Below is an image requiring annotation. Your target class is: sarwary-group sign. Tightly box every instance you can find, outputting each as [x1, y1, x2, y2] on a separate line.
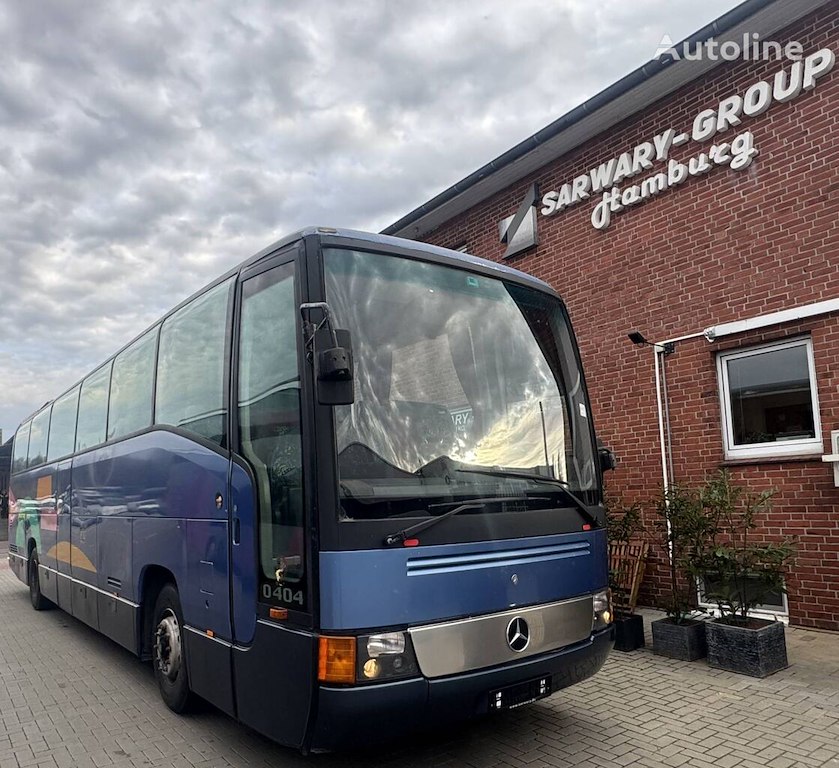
[540, 48, 835, 231]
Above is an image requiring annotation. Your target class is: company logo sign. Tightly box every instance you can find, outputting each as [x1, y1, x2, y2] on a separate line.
[506, 617, 530, 652]
[540, 48, 835, 231]
[499, 183, 539, 258]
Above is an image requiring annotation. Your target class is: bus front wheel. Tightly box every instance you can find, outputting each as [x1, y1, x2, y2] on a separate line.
[28, 550, 51, 611]
[152, 584, 194, 713]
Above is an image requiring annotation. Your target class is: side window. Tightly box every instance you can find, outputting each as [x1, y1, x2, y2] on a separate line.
[76, 363, 113, 452]
[109, 327, 157, 440]
[238, 264, 305, 610]
[47, 386, 80, 461]
[12, 421, 31, 473]
[27, 408, 51, 468]
[717, 338, 821, 460]
[156, 279, 232, 445]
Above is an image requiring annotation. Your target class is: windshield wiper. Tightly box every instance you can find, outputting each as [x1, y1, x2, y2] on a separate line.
[383, 496, 547, 547]
[454, 467, 600, 529]
[455, 466, 569, 485]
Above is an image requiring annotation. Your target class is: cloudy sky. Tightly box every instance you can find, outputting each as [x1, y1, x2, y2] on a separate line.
[0, 0, 741, 441]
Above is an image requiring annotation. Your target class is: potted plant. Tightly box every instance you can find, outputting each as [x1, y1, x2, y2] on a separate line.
[606, 498, 647, 651]
[694, 470, 795, 678]
[649, 483, 709, 661]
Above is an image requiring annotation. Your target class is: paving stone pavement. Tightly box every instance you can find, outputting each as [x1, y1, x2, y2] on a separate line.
[1, 541, 838, 768]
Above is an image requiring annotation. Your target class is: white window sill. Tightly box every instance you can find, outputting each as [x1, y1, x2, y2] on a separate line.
[720, 451, 824, 466]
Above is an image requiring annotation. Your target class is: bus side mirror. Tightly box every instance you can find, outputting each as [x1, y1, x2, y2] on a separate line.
[317, 329, 353, 382]
[314, 327, 355, 405]
[300, 302, 355, 406]
[599, 445, 617, 472]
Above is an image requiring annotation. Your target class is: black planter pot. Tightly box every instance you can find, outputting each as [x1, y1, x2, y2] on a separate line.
[613, 613, 645, 652]
[651, 617, 707, 661]
[705, 618, 788, 677]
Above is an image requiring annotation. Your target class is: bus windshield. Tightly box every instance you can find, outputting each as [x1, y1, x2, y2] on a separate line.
[323, 248, 598, 523]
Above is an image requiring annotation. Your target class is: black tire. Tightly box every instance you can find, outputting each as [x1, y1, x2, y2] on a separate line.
[152, 584, 194, 713]
[28, 549, 51, 611]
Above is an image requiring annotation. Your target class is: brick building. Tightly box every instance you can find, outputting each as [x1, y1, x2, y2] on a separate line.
[384, 0, 839, 630]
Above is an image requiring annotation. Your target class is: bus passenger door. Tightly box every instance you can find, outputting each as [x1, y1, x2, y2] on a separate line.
[231, 256, 316, 748]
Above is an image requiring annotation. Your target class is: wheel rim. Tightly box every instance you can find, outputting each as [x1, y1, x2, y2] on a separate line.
[155, 609, 182, 681]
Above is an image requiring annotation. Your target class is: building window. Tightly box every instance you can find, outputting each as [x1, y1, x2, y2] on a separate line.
[697, 575, 788, 619]
[717, 338, 821, 459]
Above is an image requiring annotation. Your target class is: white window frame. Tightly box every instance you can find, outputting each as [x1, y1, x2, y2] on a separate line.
[696, 577, 789, 623]
[717, 337, 822, 460]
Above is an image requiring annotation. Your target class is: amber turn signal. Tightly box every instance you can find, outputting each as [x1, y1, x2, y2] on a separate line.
[318, 636, 356, 683]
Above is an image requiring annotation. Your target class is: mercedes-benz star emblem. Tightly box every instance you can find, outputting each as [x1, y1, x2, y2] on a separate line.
[506, 617, 530, 652]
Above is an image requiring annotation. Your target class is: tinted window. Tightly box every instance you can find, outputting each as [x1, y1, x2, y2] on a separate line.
[12, 421, 31, 473]
[47, 386, 80, 461]
[238, 264, 305, 610]
[27, 408, 51, 467]
[156, 279, 232, 445]
[108, 328, 157, 440]
[76, 363, 112, 452]
[726, 343, 815, 444]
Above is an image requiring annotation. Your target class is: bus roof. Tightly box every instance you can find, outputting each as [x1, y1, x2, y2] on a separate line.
[242, 226, 555, 293]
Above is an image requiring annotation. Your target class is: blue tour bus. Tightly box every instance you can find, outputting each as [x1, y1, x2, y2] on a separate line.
[8, 228, 614, 751]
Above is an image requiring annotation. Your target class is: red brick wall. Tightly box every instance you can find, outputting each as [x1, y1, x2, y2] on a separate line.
[419, 5, 839, 630]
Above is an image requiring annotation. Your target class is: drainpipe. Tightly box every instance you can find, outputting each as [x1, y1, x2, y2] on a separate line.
[651, 332, 708, 559]
[653, 331, 709, 496]
[660, 350, 675, 486]
[653, 345, 670, 499]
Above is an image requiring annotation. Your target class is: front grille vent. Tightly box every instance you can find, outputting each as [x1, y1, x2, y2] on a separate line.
[407, 540, 590, 576]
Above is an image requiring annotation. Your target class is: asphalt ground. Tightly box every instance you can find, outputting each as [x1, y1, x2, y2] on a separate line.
[1, 540, 838, 768]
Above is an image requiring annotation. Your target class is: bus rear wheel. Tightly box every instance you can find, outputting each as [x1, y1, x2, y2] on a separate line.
[28, 550, 51, 611]
[152, 584, 194, 713]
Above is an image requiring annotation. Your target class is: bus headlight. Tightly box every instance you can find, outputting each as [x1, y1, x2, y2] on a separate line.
[356, 632, 419, 682]
[593, 589, 613, 629]
[366, 631, 405, 657]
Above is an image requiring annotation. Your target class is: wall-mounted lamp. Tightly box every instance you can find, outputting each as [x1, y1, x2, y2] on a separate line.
[627, 331, 674, 354]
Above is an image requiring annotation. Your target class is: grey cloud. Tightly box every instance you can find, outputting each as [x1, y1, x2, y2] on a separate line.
[0, 0, 741, 438]
[0, 71, 51, 127]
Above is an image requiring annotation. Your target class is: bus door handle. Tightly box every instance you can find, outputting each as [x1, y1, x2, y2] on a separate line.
[232, 510, 241, 545]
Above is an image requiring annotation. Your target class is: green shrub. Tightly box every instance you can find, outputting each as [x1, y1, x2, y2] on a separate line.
[694, 470, 795, 623]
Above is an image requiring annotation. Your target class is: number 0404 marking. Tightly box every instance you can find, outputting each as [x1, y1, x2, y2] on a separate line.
[262, 583, 304, 605]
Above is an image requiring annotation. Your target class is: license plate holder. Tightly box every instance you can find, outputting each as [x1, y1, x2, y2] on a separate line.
[489, 676, 552, 711]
